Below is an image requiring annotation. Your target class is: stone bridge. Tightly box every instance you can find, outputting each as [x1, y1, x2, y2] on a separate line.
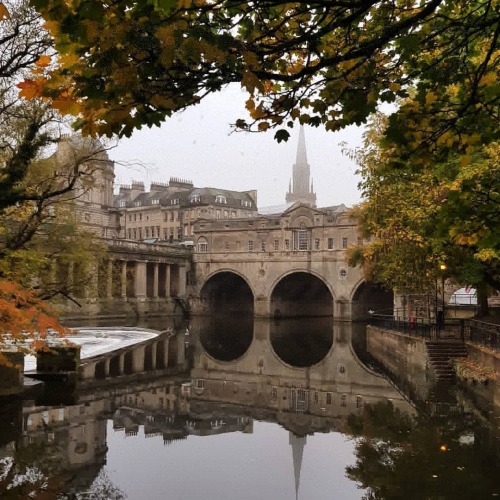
[188, 204, 393, 321]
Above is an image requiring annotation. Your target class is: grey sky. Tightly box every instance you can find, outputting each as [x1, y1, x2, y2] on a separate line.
[112, 84, 364, 209]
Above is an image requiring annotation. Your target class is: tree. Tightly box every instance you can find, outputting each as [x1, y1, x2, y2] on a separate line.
[0, 1, 110, 346]
[26, 0, 499, 158]
[346, 113, 499, 315]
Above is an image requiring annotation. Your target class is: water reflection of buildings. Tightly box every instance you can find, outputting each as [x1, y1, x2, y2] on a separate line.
[3, 320, 498, 497]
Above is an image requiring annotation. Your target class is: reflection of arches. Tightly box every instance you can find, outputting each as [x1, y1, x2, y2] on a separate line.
[271, 272, 333, 317]
[351, 281, 394, 320]
[199, 316, 253, 362]
[200, 271, 254, 315]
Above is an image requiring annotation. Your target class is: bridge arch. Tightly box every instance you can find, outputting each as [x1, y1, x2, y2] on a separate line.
[270, 271, 334, 318]
[350, 279, 394, 320]
[200, 270, 255, 316]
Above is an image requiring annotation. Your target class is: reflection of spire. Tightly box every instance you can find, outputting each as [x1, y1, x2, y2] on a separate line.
[289, 431, 306, 500]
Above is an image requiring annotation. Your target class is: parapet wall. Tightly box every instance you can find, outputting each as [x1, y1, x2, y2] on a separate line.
[366, 326, 431, 401]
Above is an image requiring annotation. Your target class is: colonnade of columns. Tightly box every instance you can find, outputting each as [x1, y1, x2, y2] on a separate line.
[81, 332, 186, 380]
[54, 257, 188, 300]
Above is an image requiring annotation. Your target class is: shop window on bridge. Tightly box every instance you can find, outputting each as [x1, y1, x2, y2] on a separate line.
[194, 379, 205, 390]
[291, 388, 309, 412]
[293, 224, 309, 251]
[197, 237, 208, 253]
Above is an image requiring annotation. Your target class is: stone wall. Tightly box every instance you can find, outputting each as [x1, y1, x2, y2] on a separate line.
[366, 326, 431, 400]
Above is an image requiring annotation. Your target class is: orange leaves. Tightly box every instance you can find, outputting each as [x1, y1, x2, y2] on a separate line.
[0, 280, 68, 343]
[17, 78, 46, 99]
[0, 2, 10, 21]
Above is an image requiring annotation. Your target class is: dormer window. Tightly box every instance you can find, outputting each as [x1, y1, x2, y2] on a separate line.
[190, 194, 201, 203]
[134, 201, 141, 207]
[215, 194, 227, 204]
[119, 200, 126, 207]
[241, 199, 252, 207]
[151, 199, 159, 205]
[171, 198, 180, 205]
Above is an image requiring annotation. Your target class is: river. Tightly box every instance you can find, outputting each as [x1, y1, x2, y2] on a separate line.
[0, 316, 499, 499]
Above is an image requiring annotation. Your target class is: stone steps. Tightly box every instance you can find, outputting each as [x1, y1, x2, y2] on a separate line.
[426, 341, 468, 380]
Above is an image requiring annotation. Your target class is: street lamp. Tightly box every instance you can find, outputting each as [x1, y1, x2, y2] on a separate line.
[440, 263, 447, 328]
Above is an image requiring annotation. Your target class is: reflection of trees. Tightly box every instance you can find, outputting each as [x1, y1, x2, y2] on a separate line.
[346, 401, 500, 499]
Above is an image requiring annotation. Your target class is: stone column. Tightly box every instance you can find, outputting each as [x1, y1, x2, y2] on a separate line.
[104, 358, 110, 377]
[134, 261, 147, 299]
[178, 266, 187, 296]
[86, 260, 98, 299]
[153, 263, 159, 298]
[119, 353, 125, 375]
[106, 260, 113, 299]
[165, 264, 171, 298]
[151, 342, 157, 370]
[121, 261, 127, 298]
[132, 345, 145, 373]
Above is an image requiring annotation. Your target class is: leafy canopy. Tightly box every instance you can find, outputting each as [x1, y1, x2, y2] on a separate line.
[26, 0, 499, 158]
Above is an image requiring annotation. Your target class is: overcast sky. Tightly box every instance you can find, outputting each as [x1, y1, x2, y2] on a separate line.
[111, 84, 365, 209]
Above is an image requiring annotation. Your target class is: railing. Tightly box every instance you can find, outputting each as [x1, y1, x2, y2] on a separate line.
[369, 313, 433, 339]
[464, 319, 500, 351]
[369, 312, 465, 341]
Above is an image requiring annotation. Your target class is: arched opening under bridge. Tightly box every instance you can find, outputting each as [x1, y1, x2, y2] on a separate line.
[271, 272, 333, 318]
[200, 272, 254, 316]
[351, 282, 394, 320]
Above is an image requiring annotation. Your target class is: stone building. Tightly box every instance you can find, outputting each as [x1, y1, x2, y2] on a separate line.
[114, 178, 258, 243]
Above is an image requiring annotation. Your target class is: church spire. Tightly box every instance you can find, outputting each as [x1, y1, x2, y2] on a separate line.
[285, 125, 317, 207]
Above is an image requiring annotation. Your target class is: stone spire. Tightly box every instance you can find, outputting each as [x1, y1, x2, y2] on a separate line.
[285, 126, 317, 207]
[289, 432, 306, 500]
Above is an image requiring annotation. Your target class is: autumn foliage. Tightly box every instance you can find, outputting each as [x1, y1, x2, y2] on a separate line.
[0, 280, 68, 357]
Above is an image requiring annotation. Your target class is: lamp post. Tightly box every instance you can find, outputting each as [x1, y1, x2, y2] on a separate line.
[440, 263, 447, 328]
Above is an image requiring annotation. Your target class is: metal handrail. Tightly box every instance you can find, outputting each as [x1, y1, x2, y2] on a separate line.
[464, 319, 500, 351]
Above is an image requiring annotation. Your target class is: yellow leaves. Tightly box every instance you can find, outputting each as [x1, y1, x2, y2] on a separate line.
[241, 71, 260, 93]
[389, 82, 401, 92]
[425, 91, 438, 105]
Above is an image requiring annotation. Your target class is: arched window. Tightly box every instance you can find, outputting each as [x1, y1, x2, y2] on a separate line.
[215, 194, 227, 204]
[197, 237, 208, 253]
[293, 223, 309, 251]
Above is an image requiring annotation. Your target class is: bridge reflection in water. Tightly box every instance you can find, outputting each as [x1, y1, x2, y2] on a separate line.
[0, 319, 499, 499]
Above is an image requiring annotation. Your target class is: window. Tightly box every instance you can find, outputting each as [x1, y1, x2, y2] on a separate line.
[216, 210, 221, 219]
[326, 392, 332, 405]
[342, 237, 348, 249]
[285, 239, 290, 250]
[215, 194, 227, 204]
[197, 237, 208, 252]
[327, 237, 334, 250]
[261, 241, 266, 252]
[171, 198, 180, 205]
[120, 200, 126, 207]
[248, 240, 253, 251]
[151, 199, 159, 205]
[293, 225, 309, 251]
[274, 239, 279, 251]
[129, 215, 132, 222]
[358, 237, 363, 246]
[315, 238, 320, 250]
[134, 201, 141, 207]
[341, 395, 347, 407]
[225, 241, 229, 251]
[223, 210, 228, 218]
[339, 268, 348, 280]
[271, 387, 278, 399]
[145, 228, 149, 237]
[134, 214, 137, 222]
[190, 194, 200, 203]
[139, 213, 142, 221]
[356, 396, 363, 408]
[170, 212, 174, 222]
[232, 211, 237, 218]
[194, 378, 205, 389]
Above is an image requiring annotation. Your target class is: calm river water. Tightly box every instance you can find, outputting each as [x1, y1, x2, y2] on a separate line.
[0, 316, 499, 499]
